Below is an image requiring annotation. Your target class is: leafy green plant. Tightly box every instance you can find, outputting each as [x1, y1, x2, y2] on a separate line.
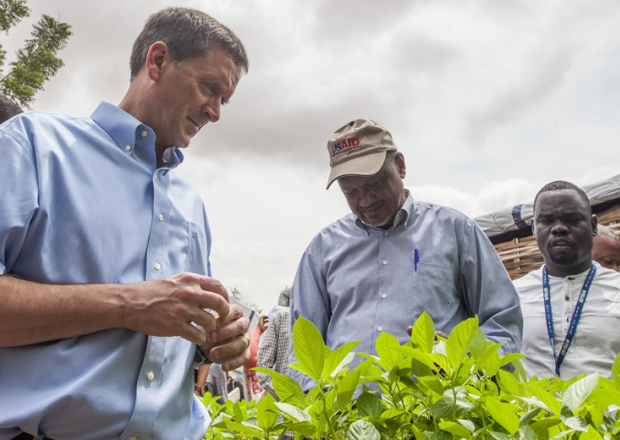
[0, 0, 72, 108]
[202, 312, 620, 439]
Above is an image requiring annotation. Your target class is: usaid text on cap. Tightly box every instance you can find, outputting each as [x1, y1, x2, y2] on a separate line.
[332, 137, 361, 156]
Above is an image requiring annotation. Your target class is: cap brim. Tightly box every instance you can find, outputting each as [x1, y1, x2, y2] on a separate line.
[326, 151, 387, 189]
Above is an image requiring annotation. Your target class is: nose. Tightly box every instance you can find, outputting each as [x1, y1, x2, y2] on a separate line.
[550, 220, 569, 235]
[203, 99, 221, 123]
[358, 188, 376, 208]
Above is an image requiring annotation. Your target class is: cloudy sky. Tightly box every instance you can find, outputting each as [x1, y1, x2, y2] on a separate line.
[5, 0, 620, 312]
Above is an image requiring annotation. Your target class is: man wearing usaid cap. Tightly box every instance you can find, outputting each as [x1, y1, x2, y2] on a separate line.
[289, 118, 523, 390]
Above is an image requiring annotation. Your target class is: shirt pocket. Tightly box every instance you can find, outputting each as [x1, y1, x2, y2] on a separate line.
[415, 262, 457, 323]
[186, 222, 209, 275]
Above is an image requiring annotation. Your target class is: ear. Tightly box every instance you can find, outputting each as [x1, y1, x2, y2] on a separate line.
[531, 221, 536, 238]
[144, 41, 170, 82]
[395, 152, 406, 179]
[592, 214, 598, 236]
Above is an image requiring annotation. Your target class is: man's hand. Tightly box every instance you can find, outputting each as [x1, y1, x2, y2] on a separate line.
[122, 272, 231, 345]
[198, 304, 250, 371]
[406, 326, 448, 345]
[257, 315, 268, 332]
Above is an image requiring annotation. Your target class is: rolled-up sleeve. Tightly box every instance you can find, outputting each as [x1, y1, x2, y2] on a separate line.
[459, 218, 523, 355]
[0, 130, 38, 275]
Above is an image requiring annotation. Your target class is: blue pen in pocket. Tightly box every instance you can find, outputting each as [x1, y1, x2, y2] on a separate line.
[414, 248, 419, 271]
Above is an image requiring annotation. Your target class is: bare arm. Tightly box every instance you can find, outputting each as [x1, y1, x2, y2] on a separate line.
[0, 272, 231, 347]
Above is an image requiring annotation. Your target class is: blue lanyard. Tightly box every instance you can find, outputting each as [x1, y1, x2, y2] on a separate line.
[542, 263, 596, 377]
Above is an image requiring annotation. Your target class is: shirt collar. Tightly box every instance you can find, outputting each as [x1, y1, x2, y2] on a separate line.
[354, 189, 415, 233]
[90, 101, 184, 170]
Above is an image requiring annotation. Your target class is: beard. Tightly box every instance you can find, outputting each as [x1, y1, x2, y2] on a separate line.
[547, 249, 579, 266]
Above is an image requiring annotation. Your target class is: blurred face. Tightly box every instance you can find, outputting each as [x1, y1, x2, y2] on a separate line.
[337, 153, 407, 229]
[152, 47, 239, 152]
[533, 190, 597, 276]
[592, 234, 620, 271]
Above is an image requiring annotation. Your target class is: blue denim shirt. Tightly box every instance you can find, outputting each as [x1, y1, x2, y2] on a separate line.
[0, 102, 211, 440]
[290, 193, 523, 390]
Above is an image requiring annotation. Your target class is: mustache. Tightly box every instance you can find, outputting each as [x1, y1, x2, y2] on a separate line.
[550, 237, 575, 247]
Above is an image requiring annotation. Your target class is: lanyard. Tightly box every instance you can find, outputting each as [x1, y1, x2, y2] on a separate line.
[542, 263, 596, 377]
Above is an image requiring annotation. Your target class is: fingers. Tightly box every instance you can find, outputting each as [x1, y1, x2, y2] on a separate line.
[180, 323, 208, 345]
[208, 307, 248, 344]
[406, 326, 413, 337]
[208, 333, 251, 371]
[191, 308, 219, 332]
[197, 277, 229, 317]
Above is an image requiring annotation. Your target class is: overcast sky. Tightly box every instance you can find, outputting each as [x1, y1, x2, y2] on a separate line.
[5, 0, 620, 312]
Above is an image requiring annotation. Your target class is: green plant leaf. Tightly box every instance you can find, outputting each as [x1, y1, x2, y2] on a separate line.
[561, 372, 598, 411]
[356, 392, 383, 421]
[322, 341, 359, 380]
[589, 388, 620, 411]
[335, 366, 362, 411]
[519, 407, 541, 427]
[514, 395, 551, 413]
[486, 396, 520, 434]
[256, 392, 278, 431]
[612, 352, 620, 390]
[446, 316, 478, 371]
[548, 429, 575, 440]
[214, 420, 263, 437]
[345, 419, 380, 440]
[410, 311, 435, 353]
[559, 406, 588, 432]
[470, 328, 487, 359]
[499, 353, 527, 368]
[512, 358, 528, 382]
[292, 316, 325, 383]
[376, 331, 405, 371]
[529, 417, 562, 435]
[253, 367, 307, 407]
[430, 353, 452, 375]
[274, 402, 311, 423]
[439, 421, 471, 438]
[580, 424, 604, 440]
[488, 431, 516, 440]
[458, 418, 476, 433]
[518, 426, 536, 440]
[418, 376, 445, 396]
[521, 383, 562, 415]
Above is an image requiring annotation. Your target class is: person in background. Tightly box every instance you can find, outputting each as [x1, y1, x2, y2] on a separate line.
[592, 224, 620, 271]
[243, 315, 267, 400]
[515, 180, 620, 379]
[226, 370, 245, 401]
[0, 8, 250, 440]
[206, 364, 228, 406]
[289, 118, 523, 391]
[0, 95, 23, 124]
[257, 287, 292, 399]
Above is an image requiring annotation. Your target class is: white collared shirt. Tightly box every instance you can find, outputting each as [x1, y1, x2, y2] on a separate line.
[514, 262, 620, 380]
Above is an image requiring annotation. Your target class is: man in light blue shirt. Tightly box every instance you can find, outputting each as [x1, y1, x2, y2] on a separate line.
[289, 118, 523, 390]
[0, 8, 251, 440]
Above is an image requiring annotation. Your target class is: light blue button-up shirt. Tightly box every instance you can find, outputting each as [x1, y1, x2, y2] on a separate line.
[0, 102, 211, 440]
[290, 192, 523, 390]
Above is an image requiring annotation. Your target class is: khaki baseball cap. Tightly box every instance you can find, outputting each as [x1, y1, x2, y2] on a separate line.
[326, 118, 397, 189]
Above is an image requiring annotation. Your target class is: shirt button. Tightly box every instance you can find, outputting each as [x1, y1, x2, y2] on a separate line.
[158, 214, 164, 222]
[141, 130, 148, 137]
[130, 437, 137, 440]
[384, 231, 389, 236]
[382, 260, 388, 265]
[154, 262, 161, 271]
[565, 295, 569, 301]
[147, 371, 155, 381]
[382, 293, 387, 299]
[125, 145, 131, 151]
[154, 175, 158, 182]
[378, 326, 383, 332]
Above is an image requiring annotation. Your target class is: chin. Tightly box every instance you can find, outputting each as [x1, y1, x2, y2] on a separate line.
[548, 252, 578, 266]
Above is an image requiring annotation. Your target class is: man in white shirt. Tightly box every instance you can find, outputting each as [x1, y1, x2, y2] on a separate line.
[515, 180, 620, 380]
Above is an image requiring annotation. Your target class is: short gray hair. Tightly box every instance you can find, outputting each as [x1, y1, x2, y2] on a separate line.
[130, 7, 249, 81]
[597, 224, 618, 240]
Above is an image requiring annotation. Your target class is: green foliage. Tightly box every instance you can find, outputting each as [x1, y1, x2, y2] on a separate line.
[202, 315, 620, 439]
[0, 0, 71, 108]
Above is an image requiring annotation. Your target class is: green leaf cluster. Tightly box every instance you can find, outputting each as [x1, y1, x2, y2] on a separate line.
[0, 0, 72, 108]
[202, 313, 620, 439]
